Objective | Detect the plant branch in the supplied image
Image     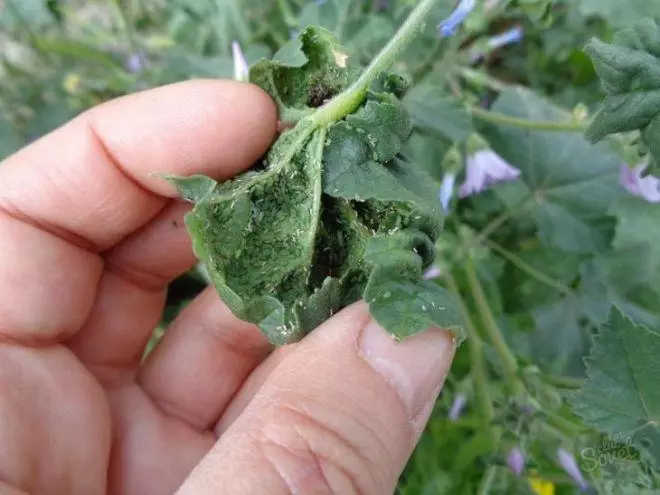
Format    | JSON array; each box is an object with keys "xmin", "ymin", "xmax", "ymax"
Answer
[
  {"xmin": 457, "ymin": 67, "xmax": 510, "ymax": 92},
  {"xmin": 485, "ymin": 239, "xmax": 573, "ymax": 296},
  {"xmin": 477, "ymin": 465, "xmax": 498, "ymax": 495},
  {"xmin": 463, "ymin": 254, "xmax": 525, "ymax": 396},
  {"xmin": 470, "ymin": 105, "xmax": 589, "ymax": 133},
  {"xmin": 441, "ymin": 261, "xmax": 495, "ymax": 425},
  {"xmin": 542, "ymin": 373, "xmax": 584, "ymax": 390},
  {"xmin": 313, "ymin": 0, "xmax": 439, "ymax": 126}
]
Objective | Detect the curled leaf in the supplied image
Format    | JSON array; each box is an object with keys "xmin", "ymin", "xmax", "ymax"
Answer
[{"xmin": 166, "ymin": 27, "xmax": 464, "ymax": 345}]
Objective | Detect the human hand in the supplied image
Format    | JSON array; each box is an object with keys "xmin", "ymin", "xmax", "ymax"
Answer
[{"xmin": 0, "ymin": 81, "xmax": 455, "ymax": 495}]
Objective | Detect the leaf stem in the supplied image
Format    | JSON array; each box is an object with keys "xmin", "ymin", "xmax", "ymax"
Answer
[
  {"xmin": 463, "ymin": 254, "xmax": 525, "ymax": 396},
  {"xmin": 470, "ymin": 105, "xmax": 589, "ymax": 133},
  {"xmin": 457, "ymin": 67, "xmax": 510, "ymax": 92},
  {"xmin": 477, "ymin": 465, "xmax": 498, "ymax": 495},
  {"xmin": 542, "ymin": 373, "xmax": 584, "ymax": 390},
  {"xmin": 485, "ymin": 239, "xmax": 573, "ymax": 296},
  {"xmin": 276, "ymin": 0, "xmax": 298, "ymax": 28},
  {"xmin": 312, "ymin": 0, "xmax": 439, "ymax": 126},
  {"xmin": 440, "ymin": 256, "xmax": 495, "ymax": 425}
]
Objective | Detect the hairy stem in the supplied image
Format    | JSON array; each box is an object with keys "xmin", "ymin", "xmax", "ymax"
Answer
[
  {"xmin": 457, "ymin": 67, "xmax": 510, "ymax": 92},
  {"xmin": 440, "ymin": 257, "xmax": 495, "ymax": 425},
  {"xmin": 471, "ymin": 106, "xmax": 589, "ymax": 133},
  {"xmin": 464, "ymin": 254, "xmax": 525, "ymax": 396},
  {"xmin": 542, "ymin": 373, "xmax": 584, "ymax": 390},
  {"xmin": 486, "ymin": 239, "xmax": 573, "ymax": 296},
  {"xmin": 313, "ymin": 0, "xmax": 439, "ymax": 126}
]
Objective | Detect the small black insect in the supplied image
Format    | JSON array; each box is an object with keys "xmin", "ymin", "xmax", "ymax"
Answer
[{"xmin": 308, "ymin": 83, "xmax": 335, "ymax": 108}]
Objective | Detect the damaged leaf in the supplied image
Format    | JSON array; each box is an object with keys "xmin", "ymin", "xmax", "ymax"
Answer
[{"xmin": 166, "ymin": 26, "xmax": 464, "ymax": 345}]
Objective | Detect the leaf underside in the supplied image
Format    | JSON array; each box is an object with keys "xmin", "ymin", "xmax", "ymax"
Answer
[
  {"xmin": 584, "ymin": 20, "xmax": 660, "ymax": 177},
  {"xmin": 166, "ymin": 26, "xmax": 464, "ymax": 345}
]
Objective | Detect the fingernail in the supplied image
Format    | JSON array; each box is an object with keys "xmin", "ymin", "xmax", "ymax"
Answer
[{"xmin": 358, "ymin": 320, "xmax": 455, "ymax": 421}]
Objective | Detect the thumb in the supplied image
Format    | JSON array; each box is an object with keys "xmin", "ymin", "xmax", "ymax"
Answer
[{"xmin": 177, "ymin": 302, "xmax": 456, "ymax": 495}]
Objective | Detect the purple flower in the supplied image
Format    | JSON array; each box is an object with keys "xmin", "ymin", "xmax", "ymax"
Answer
[
  {"xmin": 449, "ymin": 393, "xmax": 467, "ymax": 420},
  {"xmin": 125, "ymin": 51, "xmax": 148, "ymax": 73},
  {"xmin": 471, "ymin": 26, "xmax": 524, "ymax": 63},
  {"xmin": 459, "ymin": 150, "xmax": 521, "ymax": 198},
  {"xmin": 507, "ymin": 447, "xmax": 525, "ymax": 476},
  {"xmin": 557, "ymin": 448, "xmax": 588, "ymax": 491},
  {"xmin": 620, "ymin": 164, "xmax": 660, "ymax": 203},
  {"xmin": 487, "ymin": 25, "xmax": 524, "ymax": 50},
  {"xmin": 438, "ymin": 0, "xmax": 476, "ymax": 37},
  {"xmin": 438, "ymin": 171, "xmax": 456, "ymax": 212},
  {"xmin": 232, "ymin": 41, "xmax": 250, "ymax": 82},
  {"xmin": 424, "ymin": 265, "xmax": 442, "ymax": 280}
]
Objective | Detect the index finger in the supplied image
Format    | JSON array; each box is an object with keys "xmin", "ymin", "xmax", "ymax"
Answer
[
  {"xmin": 0, "ymin": 80, "xmax": 277, "ymax": 345},
  {"xmin": 0, "ymin": 80, "xmax": 277, "ymax": 251}
]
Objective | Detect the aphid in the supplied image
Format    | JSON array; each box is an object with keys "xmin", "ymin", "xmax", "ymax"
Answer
[{"xmin": 308, "ymin": 83, "xmax": 335, "ymax": 107}]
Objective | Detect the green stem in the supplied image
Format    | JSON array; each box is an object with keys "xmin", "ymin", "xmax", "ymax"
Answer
[
  {"xmin": 545, "ymin": 411, "xmax": 587, "ymax": 436},
  {"xmin": 455, "ymin": 195, "xmax": 533, "ymax": 262},
  {"xmin": 475, "ymin": 196, "xmax": 533, "ymax": 247},
  {"xmin": 312, "ymin": 0, "xmax": 439, "ymax": 126},
  {"xmin": 464, "ymin": 255, "xmax": 524, "ymax": 396},
  {"xmin": 457, "ymin": 67, "xmax": 510, "ymax": 92},
  {"xmin": 277, "ymin": 0, "xmax": 298, "ymax": 28},
  {"xmin": 542, "ymin": 373, "xmax": 584, "ymax": 390},
  {"xmin": 471, "ymin": 106, "xmax": 589, "ymax": 133},
  {"xmin": 477, "ymin": 465, "xmax": 498, "ymax": 495},
  {"xmin": 485, "ymin": 239, "xmax": 573, "ymax": 296},
  {"xmin": 441, "ymin": 258, "xmax": 495, "ymax": 425}
]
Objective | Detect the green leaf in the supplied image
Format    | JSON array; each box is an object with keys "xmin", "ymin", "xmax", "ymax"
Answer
[
  {"xmin": 571, "ymin": 308, "xmax": 660, "ymax": 465},
  {"xmin": 479, "ymin": 87, "xmax": 624, "ymax": 253},
  {"xmin": 578, "ymin": 0, "xmax": 660, "ymax": 28},
  {"xmin": 404, "ymin": 88, "xmax": 473, "ymax": 143},
  {"xmin": 250, "ymin": 26, "xmax": 356, "ymax": 122},
  {"xmin": 0, "ymin": 0, "xmax": 53, "ymax": 28},
  {"xmin": 168, "ymin": 28, "xmax": 464, "ymax": 345},
  {"xmin": 584, "ymin": 20, "xmax": 660, "ymax": 176},
  {"xmin": 513, "ymin": 0, "xmax": 555, "ymax": 27},
  {"xmin": 271, "ymin": 38, "xmax": 308, "ymax": 68},
  {"xmin": 602, "ymin": 197, "xmax": 660, "ymax": 313}
]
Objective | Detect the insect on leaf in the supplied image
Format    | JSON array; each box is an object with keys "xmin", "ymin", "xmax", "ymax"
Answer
[{"xmin": 165, "ymin": 26, "xmax": 464, "ymax": 345}]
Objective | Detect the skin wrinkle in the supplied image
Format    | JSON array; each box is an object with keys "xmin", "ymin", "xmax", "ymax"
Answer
[
  {"xmin": 139, "ymin": 288, "xmax": 273, "ymax": 432},
  {"xmin": 259, "ymin": 428, "xmax": 359, "ymax": 495},
  {"xmin": 0, "ymin": 211, "xmax": 104, "ymax": 347},
  {"xmin": 272, "ymin": 389, "xmax": 393, "ymax": 486},
  {"xmin": 0, "ymin": 197, "xmax": 96, "ymax": 253},
  {"xmin": 103, "ymin": 260, "xmax": 171, "ymax": 295},
  {"xmin": 271, "ymin": 403, "xmax": 372, "ymax": 494},
  {"xmin": 141, "ymin": 387, "xmax": 213, "ymax": 433},
  {"xmin": 85, "ymin": 113, "xmax": 166, "ymax": 205}
]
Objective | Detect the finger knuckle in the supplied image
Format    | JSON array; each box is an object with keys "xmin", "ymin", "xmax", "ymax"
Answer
[{"xmin": 255, "ymin": 400, "xmax": 389, "ymax": 495}]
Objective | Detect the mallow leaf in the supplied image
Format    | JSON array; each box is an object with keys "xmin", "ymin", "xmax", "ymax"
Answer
[
  {"xmin": 578, "ymin": 0, "xmax": 660, "ymax": 29},
  {"xmin": 584, "ymin": 20, "xmax": 660, "ymax": 176},
  {"xmin": 571, "ymin": 308, "xmax": 660, "ymax": 466},
  {"xmin": 250, "ymin": 26, "xmax": 356, "ymax": 122},
  {"xmin": 602, "ymin": 197, "xmax": 660, "ymax": 314},
  {"xmin": 166, "ymin": 26, "xmax": 464, "ymax": 345},
  {"xmin": 479, "ymin": 87, "xmax": 623, "ymax": 253},
  {"xmin": 404, "ymin": 85, "xmax": 473, "ymax": 143}
]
